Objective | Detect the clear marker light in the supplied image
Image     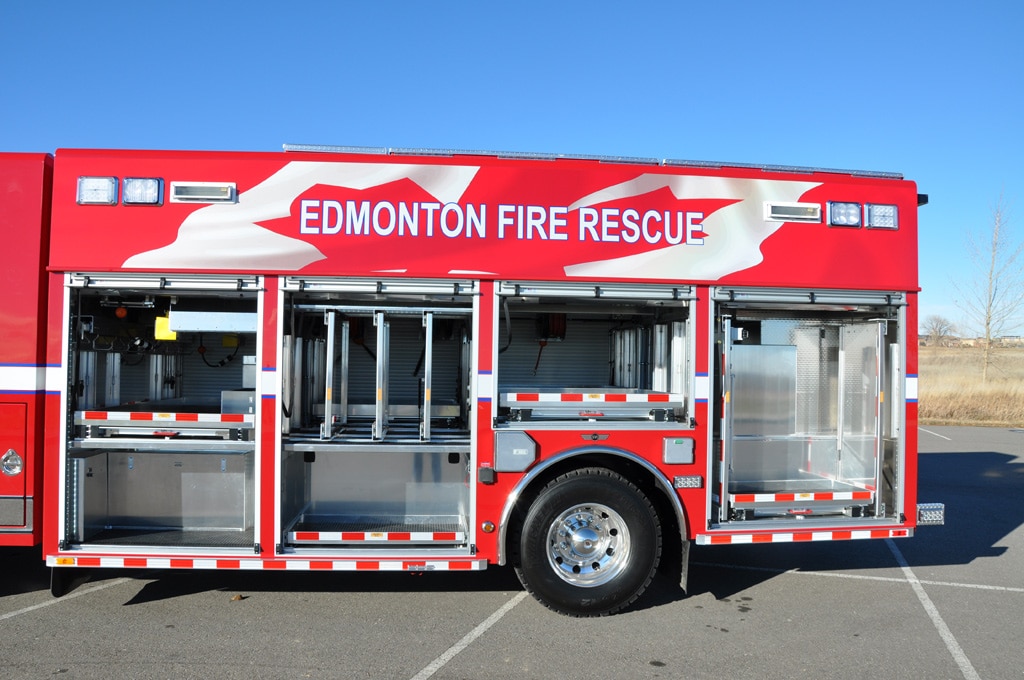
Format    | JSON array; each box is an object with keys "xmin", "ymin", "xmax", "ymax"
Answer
[
  {"xmin": 123, "ymin": 178, "xmax": 163, "ymax": 205},
  {"xmin": 866, "ymin": 204, "xmax": 899, "ymax": 229},
  {"xmin": 77, "ymin": 176, "xmax": 118, "ymax": 205},
  {"xmin": 827, "ymin": 201, "xmax": 862, "ymax": 227}
]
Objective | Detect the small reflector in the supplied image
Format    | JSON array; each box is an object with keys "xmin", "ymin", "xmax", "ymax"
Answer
[
  {"xmin": 170, "ymin": 181, "xmax": 237, "ymax": 203},
  {"xmin": 1, "ymin": 448, "xmax": 23, "ymax": 476},
  {"xmin": 765, "ymin": 202, "xmax": 821, "ymax": 223}
]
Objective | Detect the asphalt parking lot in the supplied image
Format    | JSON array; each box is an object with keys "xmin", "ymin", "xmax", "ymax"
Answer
[{"xmin": 2, "ymin": 425, "xmax": 1022, "ymax": 679}]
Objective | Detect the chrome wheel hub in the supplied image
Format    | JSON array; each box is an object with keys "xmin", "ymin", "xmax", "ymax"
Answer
[{"xmin": 545, "ymin": 503, "xmax": 630, "ymax": 587}]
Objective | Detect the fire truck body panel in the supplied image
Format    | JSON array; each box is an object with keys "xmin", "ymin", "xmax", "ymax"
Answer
[
  {"xmin": 47, "ymin": 148, "xmax": 918, "ymax": 290},
  {"xmin": 2, "ymin": 146, "xmax": 933, "ymax": 615},
  {"xmin": 0, "ymin": 153, "xmax": 51, "ymax": 544}
]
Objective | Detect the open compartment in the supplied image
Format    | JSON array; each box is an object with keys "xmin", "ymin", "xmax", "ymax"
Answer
[
  {"xmin": 280, "ymin": 447, "xmax": 469, "ymax": 546},
  {"xmin": 66, "ymin": 448, "xmax": 254, "ymax": 548},
  {"xmin": 495, "ymin": 282, "xmax": 693, "ymax": 426},
  {"xmin": 278, "ymin": 278, "xmax": 475, "ymax": 549},
  {"xmin": 61, "ymin": 275, "xmax": 259, "ymax": 550},
  {"xmin": 714, "ymin": 289, "xmax": 905, "ymax": 525}
]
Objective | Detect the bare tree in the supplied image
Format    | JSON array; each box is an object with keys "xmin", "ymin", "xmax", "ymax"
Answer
[
  {"xmin": 956, "ymin": 194, "xmax": 1024, "ymax": 381},
  {"xmin": 921, "ymin": 315, "xmax": 956, "ymax": 346}
]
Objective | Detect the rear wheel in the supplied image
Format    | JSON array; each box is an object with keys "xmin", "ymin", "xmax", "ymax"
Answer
[{"xmin": 515, "ymin": 467, "xmax": 661, "ymax": 616}]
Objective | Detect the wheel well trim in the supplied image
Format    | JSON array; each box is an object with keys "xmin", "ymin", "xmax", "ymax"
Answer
[{"xmin": 496, "ymin": 445, "xmax": 688, "ymax": 567}]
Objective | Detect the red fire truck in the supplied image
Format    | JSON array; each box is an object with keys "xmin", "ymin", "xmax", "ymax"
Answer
[{"xmin": 0, "ymin": 145, "xmax": 942, "ymax": 615}]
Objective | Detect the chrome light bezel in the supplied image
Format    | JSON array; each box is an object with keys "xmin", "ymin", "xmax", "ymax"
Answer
[
  {"xmin": 827, "ymin": 201, "xmax": 862, "ymax": 227},
  {"xmin": 865, "ymin": 203, "xmax": 899, "ymax": 229},
  {"xmin": 123, "ymin": 178, "xmax": 164, "ymax": 206},
  {"xmin": 76, "ymin": 176, "xmax": 118, "ymax": 205}
]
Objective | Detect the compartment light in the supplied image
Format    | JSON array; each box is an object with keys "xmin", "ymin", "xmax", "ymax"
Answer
[
  {"xmin": 865, "ymin": 203, "xmax": 899, "ymax": 229},
  {"xmin": 123, "ymin": 178, "xmax": 164, "ymax": 205},
  {"xmin": 827, "ymin": 201, "xmax": 862, "ymax": 227},
  {"xmin": 765, "ymin": 202, "xmax": 821, "ymax": 223},
  {"xmin": 76, "ymin": 176, "xmax": 118, "ymax": 205},
  {"xmin": 170, "ymin": 181, "xmax": 237, "ymax": 203}
]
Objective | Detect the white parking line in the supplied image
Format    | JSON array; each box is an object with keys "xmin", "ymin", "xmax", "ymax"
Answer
[
  {"xmin": 919, "ymin": 427, "xmax": 952, "ymax": 440},
  {"xmin": 696, "ymin": 551, "xmax": 986, "ymax": 680},
  {"xmin": 408, "ymin": 591, "xmax": 528, "ymax": 680},
  {"xmin": 0, "ymin": 578, "xmax": 131, "ymax": 622},
  {"xmin": 886, "ymin": 539, "xmax": 980, "ymax": 680},
  {"xmin": 692, "ymin": 561, "xmax": 1024, "ymax": 593}
]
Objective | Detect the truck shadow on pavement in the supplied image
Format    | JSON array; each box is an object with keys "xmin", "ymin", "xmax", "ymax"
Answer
[{"xmin": 120, "ymin": 564, "xmax": 527, "ymax": 606}]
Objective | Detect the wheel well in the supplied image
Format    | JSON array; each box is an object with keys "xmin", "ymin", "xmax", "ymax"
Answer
[{"xmin": 504, "ymin": 450, "xmax": 684, "ymax": 581}]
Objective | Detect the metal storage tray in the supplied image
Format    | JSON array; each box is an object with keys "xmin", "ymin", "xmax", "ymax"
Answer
[
  {"xmin": 287, "ymin": 515, "xmax": 467, "ymax": 546},
  {"xmin": 499, "ymin": 386, "xmax": 684, "ymax": 420},
  {"xmin": 82, "ymin": 528, "xmax": 255, "ymax": 549},
  {"xmin": 730, "ymin": 478, "xmax": 872, "ymax": 495},
  {"xmin": 728, "ymin": 477, "xmax": 874, "ymax": 513}
]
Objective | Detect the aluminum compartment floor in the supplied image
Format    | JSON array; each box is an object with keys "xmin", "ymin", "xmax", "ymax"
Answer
[{"xmin": 82, "ymin": 528, "xmax": 255, "ymax": 549}]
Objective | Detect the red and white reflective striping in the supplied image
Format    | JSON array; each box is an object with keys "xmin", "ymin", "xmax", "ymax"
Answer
[
  {"xmin": 289, "ymin": 530, "xmax": 464, "ymax": 543},
  {"xmin": 731, "ymin": 491, "xmax": 873, "ymax": 503},
  {"xmin": 503, "ymin": 392, "xmax": 682, "ymax": 403},
  {"xmin": 696, "ymin": 528, "xmax": 912, "ymax": 545},
  {"xmin": 77, "ymin": 411, "xmax": 254, "ymax": 423},
  {"xmin": 48, "ymin": 556, "xmax": 487, "ymax": 571}
]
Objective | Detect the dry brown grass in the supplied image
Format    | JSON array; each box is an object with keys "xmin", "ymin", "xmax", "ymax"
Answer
[{"xmin": 918, "ymin": 346, "xmax": 1024, "ymax": 426}]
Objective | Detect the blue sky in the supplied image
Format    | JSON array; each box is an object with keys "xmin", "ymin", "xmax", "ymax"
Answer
[{"xmin": 2, "ymin": 2, "xmax": 1021, "ymax": 333}]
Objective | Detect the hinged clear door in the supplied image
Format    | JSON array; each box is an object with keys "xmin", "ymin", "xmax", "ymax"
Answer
[
  {"xmin": 720, "ymin": 317, "xmax": 885, "ymax": 522},
  {"xmin": 837, "ymin": 322, "xmax": 885, "ymax": 512}
]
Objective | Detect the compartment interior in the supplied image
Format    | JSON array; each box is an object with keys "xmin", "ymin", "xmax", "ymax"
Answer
[{"xmin": 64, "ymin": 282, "xmax": 258, "ymax": 549}]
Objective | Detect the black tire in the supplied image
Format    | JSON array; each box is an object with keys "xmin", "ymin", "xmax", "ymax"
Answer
[{"xmin": 515, "ymin": 467, "xmax": 661, "ymax": 616}]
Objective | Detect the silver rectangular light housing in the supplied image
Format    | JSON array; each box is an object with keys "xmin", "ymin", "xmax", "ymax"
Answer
[
  {"xmin": 123, "ymin": 178, "xmax": 164, "ymax": 205},
  {"xmin": 77, "ymin": 177, "xmax": 118, "ymax": 205},
  {"xmin": 865, "ymin": 203, "xmax": 899, "ymax": 229},
  {"xmin": 765, "ymin": 202, "xmax": 821, "ymax": 223},
  {"xmin": 827, "ymin": 201, "xmax": 862, "ymax": 227},
  {"xmin": 170, "ymin": 181, "xmax": 237, "ymax": 203}
]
